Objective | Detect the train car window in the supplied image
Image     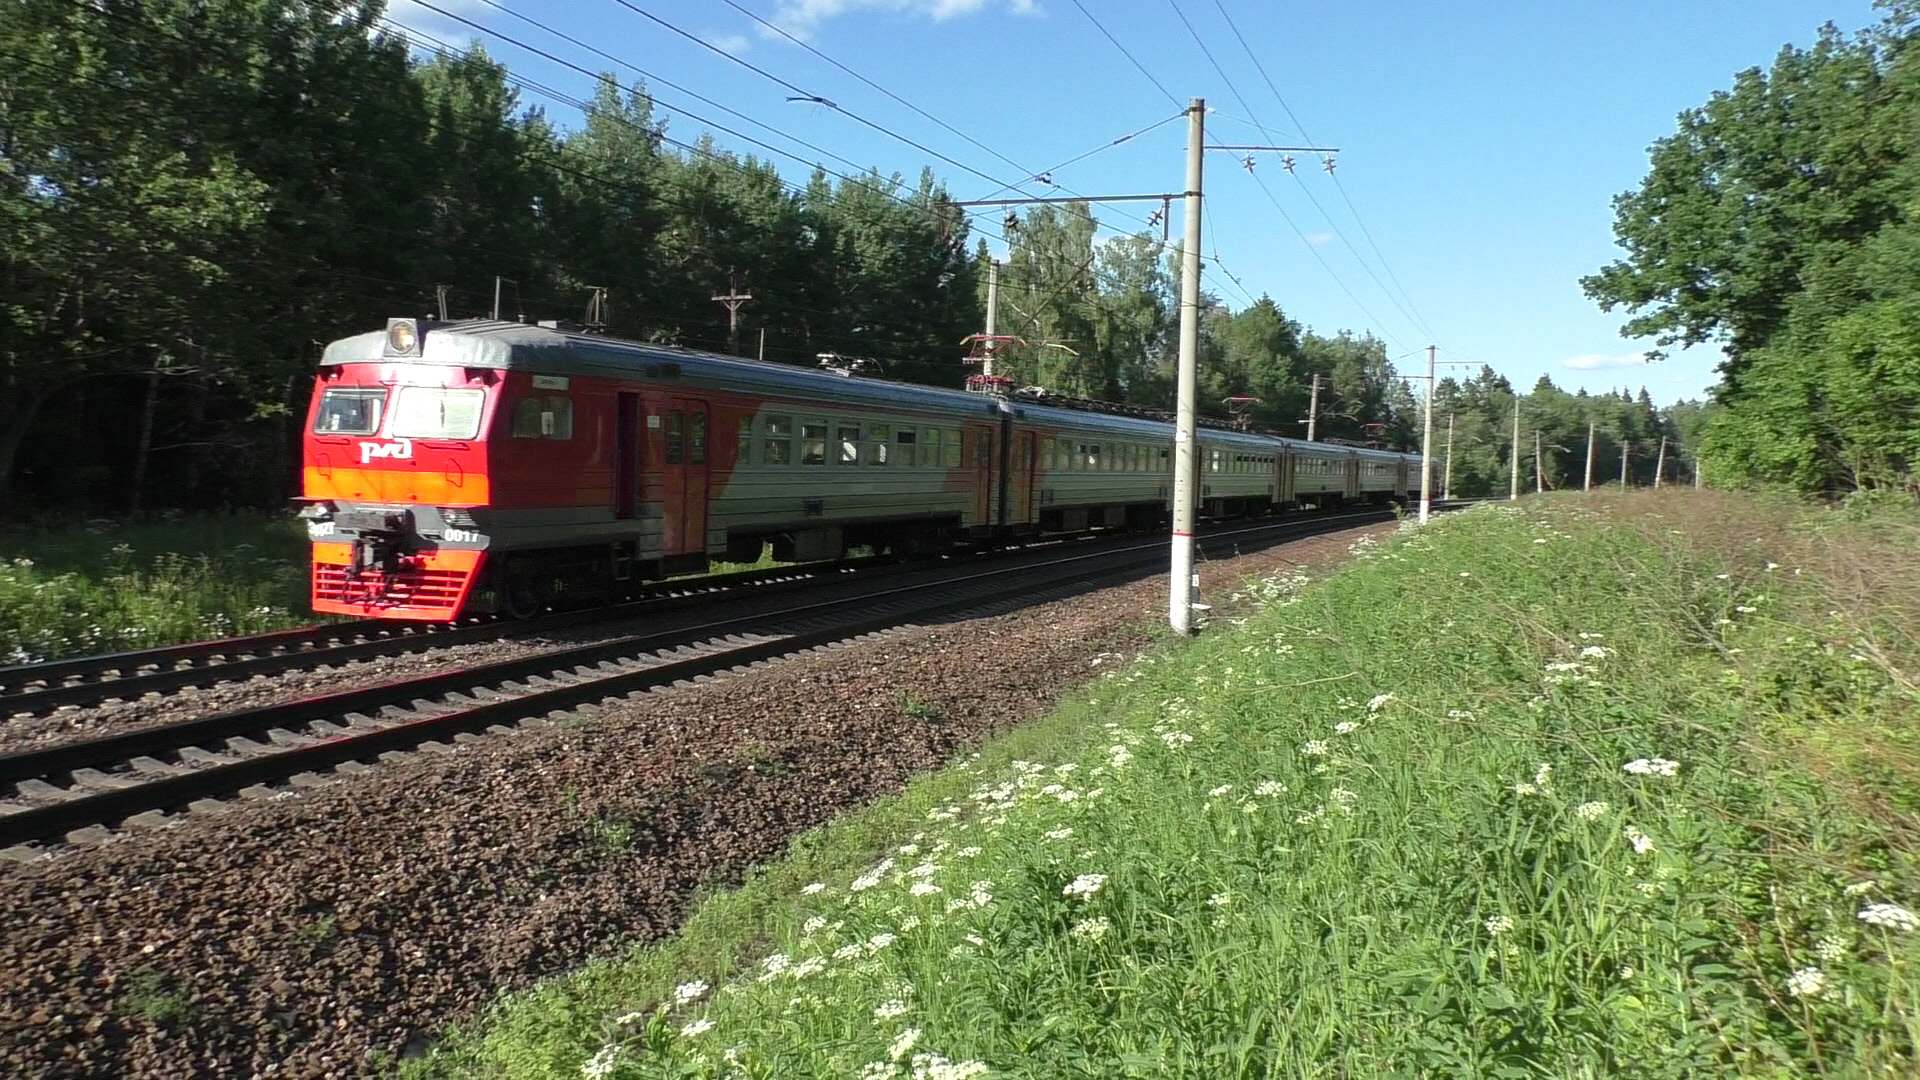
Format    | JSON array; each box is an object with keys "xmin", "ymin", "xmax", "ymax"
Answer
[
  {"xmin": 389, "ymin": 387, "xmax": 485, "ymax": 440},
  {"xmin": 867, "ymin": 423, "xmax": 890, "ymax": 465},
  {"xmin": 314, "ymin": 388, "xmax": 386, "ymax": 435},
  {"xmin": 512, "ymin": 396, "xmax": 573, "ymax": 439},
  {"xmin": 945, "ymin": 429, "xmax": 962, "ymax": 468},
  {"xmin": 839, "ymin": 425, "xmax": 861, "ymax": 465},
  {"xmin": 665, "ymin": 411, "xmax": 685, "ymax": 465},
  {"xmin": 689, "ymin": 411, "xmax": 707, "ymax": 465},
  {"xmin": 917, "ymin": 428, "xmax": 940, "ymax": 468},
  {"xmin": 894, "ymin": 427, "xmax": 916, "ymax": 465},
  {"xmin": 765, "ymin": 415, "xmax": 793, "ymax": 465},
  {"xmin": 973, "ymin": 431, "xmax": 990, "ymax": 468},
  {"xmin": 1082, "ymin": 443, "xmax": 1099, "ymax": 470},
  {"xmin": 737, "ymin": 416, "xmax": 753, "ymax": 466},
  {"xmin": 800, "ymin": 422, "xmax": 827, "ymax": 466}
]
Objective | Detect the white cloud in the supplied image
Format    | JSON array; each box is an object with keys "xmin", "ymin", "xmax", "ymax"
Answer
[
  {"xmin": 384, "ymin": 0, "xmax": 492, "ymax": 47},
  {"xmin": 703, "ymin": 32, "xmax": 752, "ymax": 55},
  {"xmin": 1564, "ymin": 352, "xmax": 1650, "ymax": 370},
  {"xmin": 1304, "ymin": 231, "xmax": 1335, "ymax": 247},
  {"xmin": 768, "ymin": 0, "xmax": 1039, "ymax": 40}
]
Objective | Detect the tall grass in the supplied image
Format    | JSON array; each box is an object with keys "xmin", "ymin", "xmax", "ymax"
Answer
[
  {"xmin": 407, "ymin": 493, "xmax": 1920, "ymax": 1078},
  {"xmin": 0, "ymin": 512, "xmax": 314, "ymax": 663}
]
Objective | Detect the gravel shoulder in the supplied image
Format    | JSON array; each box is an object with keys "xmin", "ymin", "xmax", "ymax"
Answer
[{"xmin": 0, "ymin": 522, "xmax": 1391, "ymax": 1079}]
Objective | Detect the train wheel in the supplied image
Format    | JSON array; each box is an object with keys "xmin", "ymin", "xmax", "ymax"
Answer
[{"xmin": 502, "ymin": 563, "xmax": 551, "ymax": 619}]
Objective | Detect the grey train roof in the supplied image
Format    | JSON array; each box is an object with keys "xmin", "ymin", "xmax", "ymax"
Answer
[{"xmin": 322, "ymin": 320, "xmax": 1415, "ymax": 462}]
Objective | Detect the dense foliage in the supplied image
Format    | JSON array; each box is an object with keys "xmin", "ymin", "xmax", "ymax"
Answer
[{"xmin": 1584, "ymin": 12, "xmax": 1920, "ymax": 493}]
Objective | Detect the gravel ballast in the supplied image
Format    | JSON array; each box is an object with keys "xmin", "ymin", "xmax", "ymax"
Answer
[{"xmin": 0, "ymin": 522, "xmax": 1392, "ymax": 1078}]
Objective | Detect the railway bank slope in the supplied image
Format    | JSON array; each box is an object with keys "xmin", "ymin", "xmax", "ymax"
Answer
[{"xmin": 415, "ymin": 491, "xmax": 1920, "ymax": 1078}]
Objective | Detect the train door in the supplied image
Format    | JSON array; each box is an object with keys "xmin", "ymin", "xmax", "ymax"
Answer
[
  {"xmin": 965, "ymin": 424, "xmax": 994, "ymax": 530},
  {"xmin": 1009, "ymin": 431, "xmax": 1036, "ymax": 529},
  {"xmin": 615, "ymin": 393, "xmax": 641, "ymax": 520},
  {"xmin": 657, "ymin": 399, "xmax": 710, "ymax": 555},
  {"xmin": 1344, "ymin": 453, "xmax": 1361, "ymax": 500}
]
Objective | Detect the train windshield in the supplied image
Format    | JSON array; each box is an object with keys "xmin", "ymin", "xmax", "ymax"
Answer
[
  {"xmin": 390, "ymin": 387, "xmax": 486, "ymax": 440},
  {"xmin": 313, "ymin": 388, "xmax": 386, "ymax": 435}
]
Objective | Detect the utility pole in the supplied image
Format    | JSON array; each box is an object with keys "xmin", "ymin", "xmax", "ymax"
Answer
[
  {"xmin": 984, "ymin": 258, "xmax": 1000, "ymax": 378},
  {"xmin": 758, "ymin": 327, "xmax": 767, "ymax": 362},
  {"xmin": 1169, "ymin": 97, "xmax": 1205, "ymax": 637},
  {"xmin": 1509, "ymin": 398, "xmax": 1521, "ymax": 500},
  {"xmin": 712, "ymin": 274, "xmax": 753, "ymax": 356},
  {"xmin": 1620, "ymin": 440, "xmax": 1630, "ymax": 487},
  {"xmin": 1305, "ymin": 373, "xmax": 1321, "ymax": 442},
  {"xmin": 1584, "ymin": 421, "xmax": 1595, "ymax": 492},
  {"xmin": 1654, "ymin": 436, "xmax": 1668, "ymax": 489},
  {"xmin": 1695, "ymin": 457, "xmax": 1703, "ymax": 490},
  {"xmin": 1443, "ymin": 413, "xmax": 1454, "ymax": 500},
  {"xmin": 492, "ymin": 276, "xmax": 518, "ymax": 321},
  {"xmin": 1419, "ymin": 345, "xmax": 1435, "ymax": 524},
  {"xmin": 1534, "ymin": 430, "xmax": 1544, "ymax": 494},
  {"xmin": 436, "ymin": 284, "xmax": 452, "ymax": 321}
]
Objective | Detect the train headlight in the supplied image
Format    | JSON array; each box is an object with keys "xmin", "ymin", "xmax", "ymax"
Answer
[
  {"xmin": 298, "ymin": 500, "xmax": 336, "ymax": 520},
  {"xmin": 440, "ymin": 507, "xmax": 479, "ymax": 528},
  {"xmin": 385, "ymin": 318, "xmax": 420, "ymax": 356}
]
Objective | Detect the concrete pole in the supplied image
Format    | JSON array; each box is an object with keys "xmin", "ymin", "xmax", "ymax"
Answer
[
  {"xmin": 1418, "ymin": 345, "xmax": 1434, "ymax": 523},
  {"xmin": 1443, "ymin": 413, "xmax": 1454, "ymax": 500},
  {"xmin": 1305, "ymin": 373, "xmax": 1321, "ymax": 442},
  {"xmin": 1534, "ymin": 430, "xmax": 1544, "ymax": 494},
  {"xmin": 1168, "ymin": 98, "xmax": 1205, "ymax": 636},
  {"xmin": 983, "ymin": 258, "xmax": 1000, "ymax": 379},
  {"xmin": 1584, "ymin": 421, "xmax": 1595, "ymax": 492},
  {"xmin": 1509, "ymin": 398, "xmax": 1521, "ymax": 500},
  {"xmin": 1620, "ymin": 441, "xmax": 1630, "ymax": 487},
  {"xmin": 1654, "ymin": 436, "xmax": 1668, "ymax": 489}
]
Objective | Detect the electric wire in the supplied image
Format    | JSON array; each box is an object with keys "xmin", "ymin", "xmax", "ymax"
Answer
[{"xmin": 1068, "ymin": 0, "xmax": 1183, "ymax": 110}]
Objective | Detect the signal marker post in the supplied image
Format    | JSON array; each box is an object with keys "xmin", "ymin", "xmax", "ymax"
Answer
[{"xmin": 1169, "ymin": 98, "xmax": 1205, "ymax": 636}]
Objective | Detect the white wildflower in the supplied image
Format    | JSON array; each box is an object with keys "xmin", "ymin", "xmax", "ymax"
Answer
[
  {"xmin": 867, "ymin": 932, "xmax": 898, "ymax": 953},
  {"xmin": 861, "ymin": 1063, "xmax": 898, "ymax": 1080},
  {"xmin": 957, "ymin": 846, "xmax": 982, "ymax": 858},
  {"xmin": 908, "ymin": 862, "xmax": 940, "ymax": 879},
  {"xmin": 833, "ymin": 943, "xmax": 863, "ymax": 960},
  {"xmin": 1624, "ymin": 825, "xmax": 1655, "ymax": 855},
  {"xmin": 1579, "ymin": 645, "xmax": 1612, "ymax": 659},
  {"xmin": 674, "ymin": 980, "xmax": 710, "ymax": 1005},
  {"xmin": 1815, "ymin": 934, "xmax": 1850, "ymax": 963},
  {"xmin": 582, "ymin": 1045, "xmax": 620, "ymax": 1079},
  {"xmin": 1786, "ymin": 967, "xmax": 1829, "ymax": 999},
  {"xmin": 1301, "ymin": 739, "xmax": 1329, "ymax": 757},
  {"xmin": 1160, "ymin": 730, "xmax": 1193, "ymax": 749},
  {"xmin": 874, "ymin": 999, "xmax": 910, "ymax": 1020},
  {"xmin": 897, "ymin": 843, "xmax": 920, "ymax": 856},
  {"xmin": 681, "ymin": 1016, "xmax": 715, "ymax": 1037},
  {"xmin": 1070, "ymin": 916, "xmax": 1111, "ymax": 942},
  {"xmin": 889, "ymin": 1027, "xmax": 922, "ymax": 1062},
  {"xmin": 1859, "ymin": 903, "xmax": 1919, "ymax": 932},
  {"xmin": 1484, "ymin": 914, "xmax": 1514, "ymax": 936},
  {"xmin": 1533, "ymin": 763, "xmax": 1552, "ymax": 789},
  {"xmin": 1206, "ymin": 892, "xmax": 1232, "ymax": 908},
  {"xmin": 801, "ymin": 882, "xmax": 826, "ymax": 895},
  {"xmin": 1044, "ymin": 827, "xmax": 1073, "ymax": 840},
  {"xmin": 910, "ymin": 882, "xmax": 942, "ymax": 897},
  {"xmin": 1254, "ymin": 780, "xmax": 1286, "ymax": 797},
  {"xmin": 1844, "ymin": 881, "xmax": 1877, "ymax": 897},
  {"xmin": 1208, "ymin": 784, "xmax": 1233, "ymax": 798},
  {"xmin": 1622, "ymin": 758, "xmax": 1680, "ymax": 777},
  {"xmin": 1334, "ymin": 721, "xmax": 1359, "ymax": 735},
  {"xmin": 1063, "ymin": 873, "xmax": 1108, "ymax": 900},
  {"xmin": 803, "ymin": 916, "xmax": 827, "ymax": 935},
  {"xmin": 1512, "ymin": 782, "xmax": 1538, "ymax": 797},
  {"xmin": 1367, "ymin": 693, "xmax": 1396, "ymax": 713},
  {"xmin": 1575, "ymin": 801, "xmax": 1609, "ymax": 821}
]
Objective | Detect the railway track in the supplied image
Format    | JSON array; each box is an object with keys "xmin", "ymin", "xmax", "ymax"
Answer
[
  {"xmin": 0, "ymin": 558, "xmax": 895, "ymax": 715},
  {"xmin": 0, "ymin": 508, "xmax": 1431, "ymax": 855}
]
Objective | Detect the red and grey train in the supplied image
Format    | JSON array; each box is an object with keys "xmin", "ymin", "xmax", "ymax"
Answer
[{"xmin": 299, "ymin": 318, "xmax": 1420, "ymax": 621}]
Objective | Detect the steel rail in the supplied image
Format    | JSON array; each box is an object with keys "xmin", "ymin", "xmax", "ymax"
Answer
[{"xmin": 0, "ymin": 506, "xmax": 1440, "ymax": 849}]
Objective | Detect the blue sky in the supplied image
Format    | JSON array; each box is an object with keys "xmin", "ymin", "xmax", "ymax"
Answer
[{"xmin": 386, "ymin": 0, "xmax": 1887, "ymax": 406}]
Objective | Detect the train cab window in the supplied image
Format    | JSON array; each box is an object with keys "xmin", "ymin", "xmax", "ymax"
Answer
[
  {"xmin": 894, "ymin": 427, "xmax": 916, "ymax": 465},
  {"xmin": 974, "ymin": 432, "xmax": 990, "ymax": 468},
  {"xmin": 512, "ymin": 396, "xmax": 573, "ymax": 439},
  {"xmin": 665, "ymin": 411, "xmax": 684, "ymax": 465},
  {"xmin": 737, "ymin": 416, "xmax": 753, "ymax": 465},
  {"xmin": 688, "ymin": 411, "xmax": 707, "ymax": 465},
  {"xmin": 945, "ymin": 429, "xmax": 962, "ymax": 468},
  {"xmin": 918, "ymin": 428, "xmax": 941, "ymax": 468},
  {"xmin": 764, "ymin": 415, "xmax": 793, "ymax": 466},
  {"xmin": 867, "ymin": 423, "xmax": 890, "ymax": 465},
  {"xmin": 839, "ymin": 425, "xmax": 861, "ymax": 465},
  {"xmin": 389, "ymin": 387, "xmax": 484, "ymax": 440},
  {"xmin": 800, "ymin": 422, "xmax": 827, "ymax": 466},
  {"xmin": 314, "ymin": 388, "xmax": 385, "ymax": 435}
]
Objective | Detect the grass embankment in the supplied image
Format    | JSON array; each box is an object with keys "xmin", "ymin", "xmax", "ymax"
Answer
[
  {"xmin": 409, "ymin": 492, "xmax": 1920, "ymax": 1078},
  {"xmin": 0, "ymin": 512, "xmax": 314, "ymax": 663}
]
